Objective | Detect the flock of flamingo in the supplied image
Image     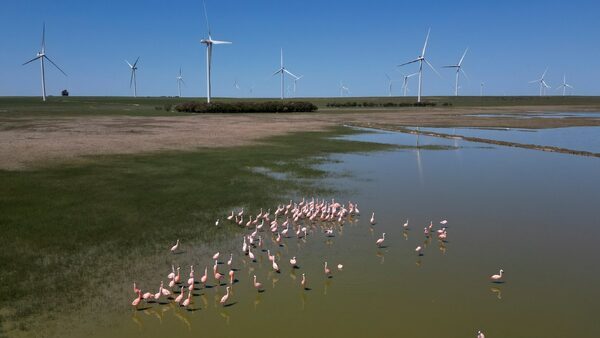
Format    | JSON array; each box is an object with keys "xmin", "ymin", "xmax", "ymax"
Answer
[{"xmin": 129, "ymin": 197, "xmax": 500, "ymax": 337}]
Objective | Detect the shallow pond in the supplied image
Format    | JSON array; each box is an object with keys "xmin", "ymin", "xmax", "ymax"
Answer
[
  {"xmin": 466, "ymin": 112, "xmax": 600, "ymax": 119},
  {"xmin": 418, "ymin": 126, "xmax": 600, "ymax": 154},
  {"xmin": 60, "ymin": 130, "xmax": 600, "ymax": 338}
]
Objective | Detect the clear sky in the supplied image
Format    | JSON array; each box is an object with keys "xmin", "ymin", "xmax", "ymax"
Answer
[{"xmin": 1, "ymin": 0, "xmax": 599, "ymax": 98}]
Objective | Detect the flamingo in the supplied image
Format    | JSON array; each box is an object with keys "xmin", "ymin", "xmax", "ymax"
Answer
[
  {"xmin": 253, "ymin": 275, "xmax": 262, "ymax": 291},
  {"xmin": 440, "ymin": 219, "xmax": 448, "ymax": 225},
  {"xmin": 229, "ymin": 270, "xmax": 235, "ymax": 284},
  {"xmin": 160, "ymin": 281, "xmax": 172, "ymax": 296},
  {"xmin": 187, "ymin": 270, "xmax": 194, "ymax": 286},
  {"xmin": 282, "ymin": 224, "xmax": 290, "ymax": 237},
  {"xmin": 189, "ymin": 265, "xmax": 194, "ymax": 278},
  {"xmin": 238, "ymin": 208, "xmax": 244, "ymax": 217},
  {"xmin": 376, "ymin": 233, "xmax": 386, "ymax": 247},
  {"xmin": 370, "ymin": 212, "xmax": 376, "ymax": 225},
  {"xmin": 490, "ymin": 269, "xmax": 504, "ymax": 282},
  {"xmin": 154, "ymin": 283, "xmax": 163, "ymax": 301},
  {"xmin": 248, "ymin": 247, "xmax": 255, "ymax": 261},
  {"xmin": 337, "ymin": 264, "xmax": 343, "ymax": 270},
  {"xmin": 133, "ymin": 282, "xmax": 141, "ymax": 294},
  {"xmin": 213, "ymin": 260, "xmax": 218, "ymax": 274},
  {"xmin": 324, "ymin": 262, "xmax": 331, "ymax": 276},
  {"xmin": 242, "ymin": 237, "xmax": 248, "ymax": 253},
  {"xmin": 182, "ymin": 289, "xmax": 192, "ymax": 308},
  {"xmin": 355, "ymin": 204, "xmax": 360, "ymax": 215},
  {"xmin": 200, "ymin": 267, "xmax": 208, "ymax": 286},
  {"xmin": 403, "ymin": 219, "xmax": 409, "ymax": 228},
  {"xmin": 227, "ymin": 211, "xmax": 234, "ymax": 220},
  {"xmin": 477, "ymin": 330, "xmax": 485, "ymax": 338},
  {"xmin": 415, "ymin": 246, "xmax": 423, "ymax": 256},
  {"xmin": 215, "ymin": 219, "xmax": 220, "ymax": 226},
  {"xmin": 290, "ymin": 256, "xmax": 297, "ymax": 268},
  {"xmin": 213, "ymin": 252, "xmax": 220, "ymax": 261},
  {"xmin": 215, "ymin": 271, "xmax": 224, "ymax": 284},
  {"xmin": 142, "ymin": 291, "xmax": 153, "ymax": 302},
  {"xmin": 246, "ymin": 216, "xmax": 253, "ymax": 227},
  {"xmin": 301, "ymin": 273, "xmax": 307, "ymax": 289},
  {"xmin": 170, "ymin": 239, "xmax": 180, "ymax": 253},
  {"xmin": 169, "ymin": 278, "xmax": 176, "ymax": 288},
  {"xmin": 132, "ymin": 290, "xmax": 142, "ymax": 307},
  {"xmin": 220, "ymin": 286, "xmax": 231, "ymax": 306},
  {"xmin": 272, "ymin": 258, "xmax": 280, "ymax": 272},
  {"xmin": 276, "ymin": 232, "xmax": 282, "ymax": 244},
  {"xmin": 174, "ymin": 266, "xmax": 181, "ymax": 284},
  {"xmin": 227, "ymin": 253, "xmax": 233, "ymax": 267},
  {"xmin": 424, "ymin": 227, "xmax": 430, "ymax": 236},
  {"xmin": 174, "ymin": 286, "xmax": 186, "ymax": 304},
  {"xmin": 167, "ymin": 265, "xmax": 175, "ymax": 280}
]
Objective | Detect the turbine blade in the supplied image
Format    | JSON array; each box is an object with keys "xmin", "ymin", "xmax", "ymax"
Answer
[
  {"xmin": 425, "ymin": 59, "xmax": 441, "ymax": 78},
  {"xmin": 460, "ymin": 68, "xmax": 469, "ymax": 81},
  {"xmin": 566, "ymin": 84, "xmax": 574, "ymax": 89},
  {"xmin": 272, "ymin": 69, "xmax": 283, "ymax": 76},
  {"xmin": 284, "ymin": 69, "xmax": 299, "ymax": 79},
  {"xmin": 442, "ymin": 65, "xmax": 458, "ymax": 68},
  {"xmin": 541, "ymin": 67, "xmax": 548, "ymax": 79},
  {"xmin": 133, "ymin": 57, "xmax": 140, "ymax": 68},
  {"xmin": 398, "ymin": 59, "xmax": 420, "ymax": 67},
  {"xmin": 211, "ymin": 40, "xmax": 232, "ymax": 45},
  {"xmin": 125, "ymin": 60, "xmax": 133, "ymax": 68},
  {"xmin": 42, "ymin": 22, "xmax": 46, "ymax": 53},
  {"xmin": 203, "ymin": 0, "xmax": 211, "ymax": 35},
  {"xmin": 422, "ymin": 28, "xmax": 431, "ymax": 57},
  {"xmin": 529, "ymin": 80, "xmax": 539, "ymax": 84},
  {"xmin": 22, "ymin": 56, "xmax": 41, "ymax": 66},
  {"xmin": 44, "ymin": 56, "xmax": 67, "ymax": 76},
  {"xmin": 458, "ymin": 47, "xmax": 469, "ymax": 66}
]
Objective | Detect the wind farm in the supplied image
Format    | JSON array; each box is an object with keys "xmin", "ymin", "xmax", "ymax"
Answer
[{"xmin": 2, "ymin": 2, "xmax": 600, "ymax": 338}]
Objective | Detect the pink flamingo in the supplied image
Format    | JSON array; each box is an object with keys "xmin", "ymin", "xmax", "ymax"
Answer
[
  {"xmin": 324, "ymin": 262, "xmax": 331, "ymax": 276},
  {"xmin": 248, "ymin": 247, "xmax": 255, "ymax": 261},
  {"xmin": 403, "ymin": 219, "xmax": 409, "ymax": 228},
  {"xmin": 242, "ymin": 237, "xmax": 248, "ymax": 253},
  {"xmin": 200, "ymin": 267, "xmax": 208, "ymax": 286},
  {"xmin": 189, "ymin": 265, "xmax": 194, "ymax": 278},
  {"xmin": 220, "ymin": 286, "xmax": 231, "ymax": 306},
  {"xmin": 154, "ymin": 283, "xmax": 163, "ymax": 301},
  {"xmin": 370, "ymin": 212, "xmax": 376, "ymax": 225},
  {"xmin": 182, "ymin": 289, "xmax": 192, "ymax": 308},
  {"xmin": 142, "ymin": 291, "xmax": 152, "ymax": 302},
  {"xmin": 376, "ymin": 233, "xmax": 386, "ymax": 247},
  {"xmin": 229, "ymin": 270, "xmax": 235, "ymax": 285},
  {"xmin": 267, "ymin": 249, "xmax": 274, "ymax": 262},
  {"xmin": 227, "ymin": 211, "xmax": 234, "ymax": 220},
  {"xmin": 272, "ymin": 258, "xmax": 280, "ymax": 273},
  {"xmin": 337, "ymin": 264, "xmax": 343, "ymax": 270},
  {"xmin": 160, "ymin": 281, "xmax": 172, "ymax": 296},
  {"xmin": 237, "ymin": 208, "xmax": 244, "ymax": 217},
  {"xmin": 213, "ymin": 252, "xmax": 220, "ymax": 261},
  {"xmin": 227, "ymin": 253, "xmax": 233, "ymax": 267},
  {"xmin": 167, "ymin": 265, "xmax": 175, "ymax": 280},
  {"xmin": 131, "ymin": 290, "xmax": 142, "ymax": 307},
  {"xmin": 174, "ymin": 286, "xmax": 186, "ymax": 304},
  {"xmin": 174, "ymin": 266, "xmax": 181, "ymax": 284},
  {"xmin": 213, "ymin": 260, "xmax": 218, "ymax": 274},
  {"xmin": 169, "ymin": 277, "xmax": 176, "ymax": 288},
  {"xmin": 215, "ymin": 271, "xmax": 224, "ymax": 284},
  {"xmin": 415, "ymin": 246, "xmax": 423, "ymax": 256},
  {"xmin": 170, "ymin": 239, "xmax": 180, "ymax": 253},
  {"xmin": 490, "ymin": 269, "xmax": 504, "ymax": 282},
  {"xmin": 133, "ymin": 282, "xmax": 141, "ymax": 294},
  {"xmin": 301, "ymin": 273, "xmax": 307, "ymax": 289},
  {"xmin": 253, "ymin": 275, "xmax": 262, "ymax": 291},
  {"xmin": 289, "ymin": 256, "xmax": 297, "ymax": 268},
  {"xmin": 477, "ymin": 330, "xmax": 485, "ymax": 338},
  {"xmin": 440, "ymin": 219, "xmax": 448, "ymax": 225}
]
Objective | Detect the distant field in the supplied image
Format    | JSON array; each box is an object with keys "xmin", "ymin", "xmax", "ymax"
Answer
[{"xmin": 2, "ymin": 96, "xmax": 600, "ymax": 117}]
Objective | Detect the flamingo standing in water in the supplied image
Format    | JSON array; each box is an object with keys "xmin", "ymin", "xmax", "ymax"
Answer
[
  {"xmin": 170, "ymin": 239, "xmax": 180, "ymax": 253},
  {"xmin": 301, "ymin": 273, "xmax": 307, "ymax": 289},
  {"xmin": 133, "ymin": 282, "xmax": 141, "ymax": 294},
  {"xmin": 337, "ymin": 264, "xmax": 343, "ymax": 271},
  {"xmin": 174, "ymin": 267, "xmax": 181, "ymax": 284},
  {"xmin": 248, "ymin": 247, "xmax": 255, "ymax": 261},
  {"xmin": 415, "ymin": 246, "xmax": 423, "ymax": 256},
  {"xmin": 227, "ymin": 253, "xmax": 233, "ymax": 267},
  {"xmin": 376, "ymin": 233, "xmax": 386, "ymax": 247},
  {"xmin": 142, "ymin": 291, "xmax": 153, "ymax": 302},
  {"xmin": 253, "ymin": 275, "xmax": 262, "ymax": 291},
  {"xmin": 215, "ymin": 271, "xmax": 224, "ymax": 284},
  {"xmin": 324, "ymin": 262, "xmax": 331, "ymax": 276},
  {"xmin": 228, "ymin": 270, "xmax": 235, "ymax": 285},
  {"xmin": 440, "ymin": 219, "xmax": 448, "ymax": 225},
  {"xmin": 182, "ymin": 289, "xmax": 192, "ymax": 308},
  {"xmin": 174, "ymin": 286, "xmax": 186, "ymax": 304},
  {"xmin": 220, "ymin": 286, "xmax": 231, "ymax": 306},
  {"xmin": 131, "ymin": 290, "xmax": 142, "ymax": 307},
  {"xmin": 272, "ymin": 258, "xmax": 280, "ymax": 272},
  {"xmin": 290, "ymin": 256, "xmax": 297, "ymax": 268},
  {"xmin": 200, "ymin": 267, "xmax": 208, "ymax": 286},
  {"xmin": 490, "ymin": 269, "xmax": 504, "ymax": 282},
  {"xmin": 477, "ymin": 330, "xmax": 485, "ymax": 338},
  {"xmin": 403, "ymin": 219, "xmax": 409, "ymax": 228},
  {"xmin": 242, "ymin": 237, "xmax": 248, "ymax": 253},
  {"xmin": 227, "ymin": 211, "xmax": 234, "ymax": 220},
  {"xmin": 370, "ymin": 212, "xmax": 376, "ymax": 225},
  {"xmin": 167, "ymin": 266, "xmax": 175, "ymax": 280},
  {"xmin": 213, "ymin": 252, "xmax": 220, "ymax": 261}
]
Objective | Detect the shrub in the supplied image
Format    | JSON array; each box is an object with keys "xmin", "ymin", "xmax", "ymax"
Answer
[{"xmin": 175, "ymin": 101, "xmax": 318, "ymax": 114}]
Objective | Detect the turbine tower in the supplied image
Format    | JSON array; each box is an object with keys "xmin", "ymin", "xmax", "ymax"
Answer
[
  {"xmin": 385, "ymin": 74, "xmax": 399, "ymax": 97},
  {"xmin": 529, "ymin": 68, "xmax": 550, "ymax": 96},
  {"xmin": 22, "ymin": 23, "xmax": 67, "ymax": 102},
  {"xmin": 176, "ymin": 68, "xmax": 185, "ymax": 97},
  {"xmin": 398, "ymin": 28, "xmax": 439, "ymax": 103},
  {"xmin": 480, "ymin": 82, "xmax": 484, "ymax": 96},
  {"xmin": 339, "ymin": 82, "xmax": 350, "ymax": 97},
  {"xmin": 556, "ymin": 75, "xmax": 573, "ymax": 96},
  {"xmin": 125, "ymin": 57, "xmax": 140, "ymax": 98},
  {"xmin": 443, "ymin": 48, "xmax": 469, "ymax": 96},
  {"xmin": 200, "ymin": 1, "xmax": 232, "ymax": 103},
  {"xmin": 272, "ymin": 49, "xmax": 299, "ymax": 100}
]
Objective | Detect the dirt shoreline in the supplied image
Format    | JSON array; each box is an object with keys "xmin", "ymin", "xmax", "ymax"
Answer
[{"xmin": 1, "ymin": 105, "xmax": 599, "ymax": 170}]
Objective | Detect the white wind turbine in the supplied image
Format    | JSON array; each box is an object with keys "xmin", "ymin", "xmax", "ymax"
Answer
[
  {"xmin": 385, "ymin": 74, "xmax": 399, "ymax": 97},
  {"xmin": 401, "ymin": 73, "xmax": 419, "ymax": 97},
  {"xmin": 125, "ymin": 57, "xmax": 140, "ymax": 98},
  {"xmin": 200, "ymin": 1, "xmax": 232, "ymax": 103},
  {"xmin": 443, "ymin": 48, "xmax": 469, "ymax": 96},
  {"xmin": 529, "ymin": 68, "xmax": 550, "ymax": 96},
  {"xmin": 272, "ymin": 49, "xmax": 300, "ymax": 100},
  {"xmin": 22, "ymin": 23, "xmax": 67, "ymax": 102},
  {"xmin": 176, "ymin": 68, "xmax": 185, "ymax": 97},
  {"xmin": 556, "ymin": 74, "xmax": 573, "ymax": 96},
  {"xmin": 398, "ymin": 28, "xmax": 440, "ymax": 103},
  {"xmin": 339, "ymin": 82, "xmax": 350, "ymax": 97}
]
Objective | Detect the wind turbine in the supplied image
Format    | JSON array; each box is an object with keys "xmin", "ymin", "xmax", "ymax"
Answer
[
  {"xmin": 293, "ymin": 75, "xmax": 303, "ymax": 96},
  {"xmin": 200, "ymin": 0, "xmax": 232, "ymax": 103},
  {"xmin": 272, "ymin": 49, "xmax": 299, "ymax": 100},
  {"xmin": 398, "ymin": 28, "xmax": 440, "ymax": 103},
  {"xmin": 556, "ymin": 74, "xmax": 573, "ymax": 96},
  {"xmin": 22, "ymin": 23, "xmax": 67, "ymax": 102},
  {"xmin": 401, "ymin": 73, "xmax": 419, "ymax": 97},
  {"xmin": 385, "ymin": 74, "xmax": 399, "ymax": 97},
  {"xmin": 529, "ymin": 68, "xmax": 550, "ymax": 96},
  {"xmin": 125, "ymin": 57, "xmax": 140, "ymax": 97},
  {"xmin": 176, "ymin": 67, "xmax": 185, "ymax": 97},
  {"xmin": 339, "ymin": 82, "xmax": 350, "ymax": 97},
  {"xmin": 443, "ymin": 48, "xmax": 469, "ymax": 96},
  {"xmin": 480, "ymin": 82, "xmax": 485, "ymax": 96}
]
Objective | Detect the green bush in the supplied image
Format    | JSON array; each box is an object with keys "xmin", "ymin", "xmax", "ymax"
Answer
[
  {"xmin": 325, "ymin": 101, "xmax": 443, "ymax": 108},
  {"xmin": 175, "ymin": 101, "xmax": 318, "ymax": 113}
]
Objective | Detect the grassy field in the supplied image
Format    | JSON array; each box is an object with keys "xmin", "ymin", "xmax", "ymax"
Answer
[
  {"xmin": 2, "ymin": 95, "xmax": 600, "ymax": 117},
  {"xmin": 0, "ymin": 125, "xmax": 403, "ymax": 334}
]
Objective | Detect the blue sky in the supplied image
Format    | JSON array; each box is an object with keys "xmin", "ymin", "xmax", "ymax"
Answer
[{"xmin": 1, "ymin": 0, "xmax": 599, "ymax": 98}]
